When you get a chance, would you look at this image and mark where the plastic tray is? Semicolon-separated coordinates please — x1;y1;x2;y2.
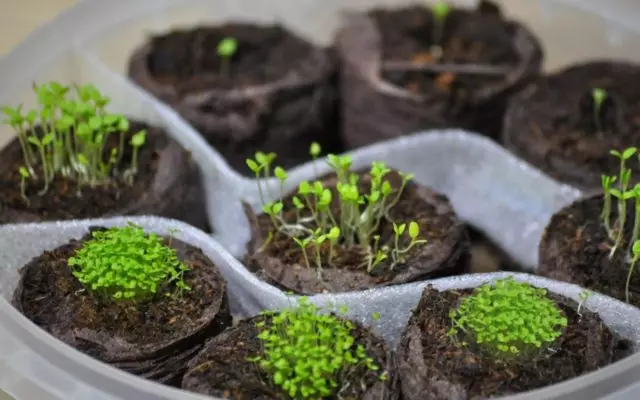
3;0;640;399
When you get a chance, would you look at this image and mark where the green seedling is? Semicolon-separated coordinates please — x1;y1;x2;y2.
1;82;146;201
68;223;190;301
18;166;30;203
391;221;427;269
429;1;451;59
249;297;385;399
448;277;567;362
577;289;593;316
626;241;640;303
217;37;238;77
601;175;618;239
600;147;640;305
592;87;607;133
246;143;427;278
607;147;637;258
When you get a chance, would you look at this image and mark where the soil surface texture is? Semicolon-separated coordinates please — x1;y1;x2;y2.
539;194;640;307
244;170;470;294
337;0;541;148
12;227;231;385
397;286;629;399
503;61;640;190
182;315;396;399
130;23;342;176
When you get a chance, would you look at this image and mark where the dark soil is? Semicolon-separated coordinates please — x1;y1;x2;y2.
397;285;630;399
337;1;542;149
0;121;208;230
539;194;640;307
182;315;397;399
467;226;521;273
503;61;640;190
12;227;231;385
244;170;470;294
129;23;342;176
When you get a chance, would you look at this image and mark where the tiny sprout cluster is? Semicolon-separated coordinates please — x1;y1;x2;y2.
246;143;427;276
1;82;146;201
68;224;190;301
600;146;640;302
249;298;384;399
217;37;238;76
428;1;451;59
448;277;568;361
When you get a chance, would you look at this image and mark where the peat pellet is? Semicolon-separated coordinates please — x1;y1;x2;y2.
397;284;626;399
336;0;542;149
244;170;470;295
129;23;342;176
503;61;640;190
0;120;208;231
182;314;396;399
539;194;640;307
12;228;232;386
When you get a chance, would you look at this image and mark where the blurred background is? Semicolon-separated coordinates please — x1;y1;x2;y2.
0;0;77;55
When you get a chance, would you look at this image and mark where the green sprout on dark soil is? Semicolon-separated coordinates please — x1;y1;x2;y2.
600;147;640;303
592;87;607;133
68;223;190;301
248;297;385;399
447;277;568;362
577;289;593;316
217;37;238;77
1;82;146;201
246;143;427;278
601;147;637;258
429;1;451;60
626;241;640;303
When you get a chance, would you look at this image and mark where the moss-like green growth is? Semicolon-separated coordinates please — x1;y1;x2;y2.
448;277;568;361
250;298;384;399
68;223;190;301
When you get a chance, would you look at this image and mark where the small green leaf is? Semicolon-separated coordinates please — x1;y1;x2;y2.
217;37;238;58
274;166;287;182
18;166;29;178
592;87;607;107
408;221;420;239
117;117;129;132
309;142;321;157
432;1;450;21
623;147;638;160
292;196;304;209
298;180;312;195
130;130;147;147
246;159;260;173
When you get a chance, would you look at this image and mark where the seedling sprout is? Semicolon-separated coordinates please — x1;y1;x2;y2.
429;1;451;60
626;241;640;303
217;37;238;77
68;223;190;301
1;82;146;200
577;289;593;316
246;142;428;278
600;146;640;303
448;277;567;362
604;147;637;257
592;87;607;133
248;298;386;398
